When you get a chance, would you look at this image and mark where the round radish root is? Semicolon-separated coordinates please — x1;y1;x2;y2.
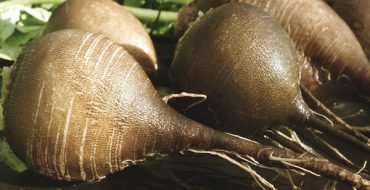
171;3;370;151
175;0;370;96
172;2;311;135
4;29;369;189
44;0;158;76
5;29;184;181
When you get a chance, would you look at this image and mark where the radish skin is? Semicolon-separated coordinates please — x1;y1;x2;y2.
171;2;370;152
327;0;370;60
3;29;369;189
44;0;158;76
176;0;370;95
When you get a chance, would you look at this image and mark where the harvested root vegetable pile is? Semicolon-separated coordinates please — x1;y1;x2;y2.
0;0;369;189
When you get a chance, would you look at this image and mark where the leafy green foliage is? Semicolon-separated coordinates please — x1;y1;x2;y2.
124;0;189;11
123;0;186;35
0;66;11;131
0;3;56;61
0;136;27;173
0;66;26;173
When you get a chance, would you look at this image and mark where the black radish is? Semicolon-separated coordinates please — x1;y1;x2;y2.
171;3;370;150
175;0;370;95
3;29;369;189
44;0;158;76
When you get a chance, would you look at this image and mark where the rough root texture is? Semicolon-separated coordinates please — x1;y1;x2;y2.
176;0;370;95
171;3;311;136
4;30;212;181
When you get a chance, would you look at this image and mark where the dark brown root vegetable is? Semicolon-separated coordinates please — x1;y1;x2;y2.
171;3;370;151
326;0;370;60
175;0;370;96
4;29;369;189
173;2;307;135
44;0;158;76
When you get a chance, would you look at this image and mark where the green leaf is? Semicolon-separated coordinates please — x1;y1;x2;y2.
6;29;42;46
0;66;12;131
0;67;26;173
19;6;51;22
0;5;21;24
0;4;51;22
15;24;40;33
124;0;145;7
0;19;15;41
0;5;20;41
0;29;41;60
0;52;13;60
0;136;27;173
0;43;21;60
0;3;52;60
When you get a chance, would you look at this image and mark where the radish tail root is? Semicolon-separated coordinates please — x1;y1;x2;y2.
308;116;370;152
294;127;357;168
277;127;323;157
264;129;313;155
188;149;277;190
211;132;370;189
352;126;370;135
301;85;370;145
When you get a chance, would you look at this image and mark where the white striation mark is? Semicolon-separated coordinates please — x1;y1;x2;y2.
121;62;137;87
34;81;45;125
36;81;46;168
79;119;89;181
59;96;75;177
114;130;122;170
75;33;94;60
101;48;122;79
133;129;140;161
53;127;61;179
44;101;55;172
111;51;124;71
117;131;123;169
89;128;98;179
92;127;104;179
107;128;116;173
82;35;104;68
28;81;45;166
95;41;114;70
151;135;157;154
